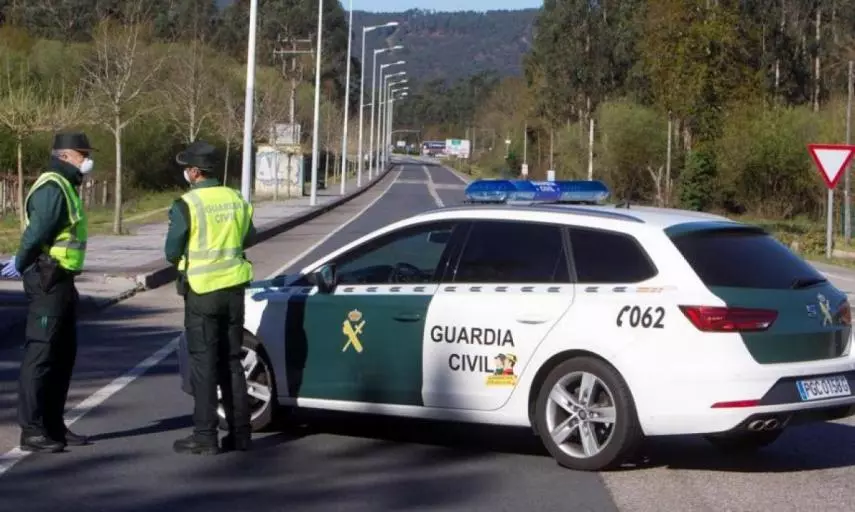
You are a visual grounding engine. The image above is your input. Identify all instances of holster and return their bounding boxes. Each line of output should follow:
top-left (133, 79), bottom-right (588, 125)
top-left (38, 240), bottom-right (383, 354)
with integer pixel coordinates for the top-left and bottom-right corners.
top-left (36, 253), bottom-right (65, 291)
top-left (175, 271), bottom-right (189, 297)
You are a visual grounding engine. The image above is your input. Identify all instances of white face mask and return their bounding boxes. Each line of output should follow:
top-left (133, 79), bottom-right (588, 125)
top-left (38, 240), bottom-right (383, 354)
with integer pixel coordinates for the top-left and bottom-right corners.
top-left (79, 158), bottom-right (94, 174)
top-left (183, 169), bottom-right (192, 184)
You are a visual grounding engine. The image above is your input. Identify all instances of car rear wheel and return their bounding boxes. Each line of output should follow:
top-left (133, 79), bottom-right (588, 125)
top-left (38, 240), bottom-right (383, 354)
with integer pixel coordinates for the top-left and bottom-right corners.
top-left (534, 356), bottom-right (642, 471)
top-left (704, 429), bottom-right (783, 452)
top-left (217, 333), bottom-right (278, 432)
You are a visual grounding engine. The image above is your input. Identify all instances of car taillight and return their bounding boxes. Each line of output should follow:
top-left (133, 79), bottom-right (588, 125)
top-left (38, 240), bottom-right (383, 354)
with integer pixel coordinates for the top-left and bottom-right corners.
top-left (838, 300), bottom-right (851, 326)
top-left (679, 306), bottom-right (777, 332)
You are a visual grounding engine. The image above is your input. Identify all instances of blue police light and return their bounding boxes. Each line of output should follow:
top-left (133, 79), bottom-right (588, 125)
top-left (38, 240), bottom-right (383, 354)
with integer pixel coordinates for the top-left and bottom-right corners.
top-left (463, 179), bottom-right (610, 205)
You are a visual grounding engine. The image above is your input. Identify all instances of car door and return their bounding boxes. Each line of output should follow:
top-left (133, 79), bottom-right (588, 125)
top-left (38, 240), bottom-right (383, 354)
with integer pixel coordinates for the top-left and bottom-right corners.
top-left (285, 219), bottom-right (465, 407)
top-left (422, 219), bottom-right (576, 411)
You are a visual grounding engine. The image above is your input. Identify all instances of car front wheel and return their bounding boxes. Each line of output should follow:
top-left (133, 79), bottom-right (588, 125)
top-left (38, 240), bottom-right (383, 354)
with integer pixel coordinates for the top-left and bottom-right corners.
top-left (533, 356), bottom-right (642, 471)
top-left (217, 332), bottom-right (278, 432)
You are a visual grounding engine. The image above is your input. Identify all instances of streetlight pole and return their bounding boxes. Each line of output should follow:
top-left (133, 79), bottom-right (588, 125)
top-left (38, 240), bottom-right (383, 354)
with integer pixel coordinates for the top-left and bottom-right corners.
top-left (387, 88), bottom-right (408, 167)
top-left (308, 0), bottom-right (324, 206)
top-left (240, 0), bottom-right (259, 202)
top-left (384, 82), bottom-right (407, 167)
top-left (338, 0), bottom-right (353, 195)
top-left (368, 48), bottom-right (402, 180)
top-left (376, 67), bottom-right (404, 175)
top-left (356, 23), bottom-right (398, 189)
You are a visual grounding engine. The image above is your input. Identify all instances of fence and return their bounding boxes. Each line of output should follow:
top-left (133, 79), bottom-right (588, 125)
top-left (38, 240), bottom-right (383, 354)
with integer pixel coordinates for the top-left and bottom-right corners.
top-left (0, 175), bottom-right (112, 217)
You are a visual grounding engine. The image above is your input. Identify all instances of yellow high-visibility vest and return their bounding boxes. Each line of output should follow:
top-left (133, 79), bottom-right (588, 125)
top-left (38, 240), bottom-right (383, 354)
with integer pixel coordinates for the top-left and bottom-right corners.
top-left (24, 172), bottom-right (88, 272)
top-left (179, 186), bottom-right (254, 294)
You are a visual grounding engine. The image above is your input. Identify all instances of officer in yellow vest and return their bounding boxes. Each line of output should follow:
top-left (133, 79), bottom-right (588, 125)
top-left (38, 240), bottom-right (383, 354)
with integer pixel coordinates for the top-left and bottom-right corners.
top-left (5, 133), bottom-right (93, 453)
top-left (164, 140), bottom-right (256, 455)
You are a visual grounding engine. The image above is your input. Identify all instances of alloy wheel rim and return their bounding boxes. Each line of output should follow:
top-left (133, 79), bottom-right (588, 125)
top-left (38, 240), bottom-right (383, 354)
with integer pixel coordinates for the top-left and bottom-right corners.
top-left (217, 346), bottom-right (273, 423)
top-left (544, 371), bottom-right (617, 459)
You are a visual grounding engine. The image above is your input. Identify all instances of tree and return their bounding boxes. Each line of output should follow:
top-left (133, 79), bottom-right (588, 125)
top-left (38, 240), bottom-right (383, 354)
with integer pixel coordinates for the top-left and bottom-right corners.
top-left (0, 58), bottom-right (82, 229)
top-left (81, 2), bottom-right (164, 234)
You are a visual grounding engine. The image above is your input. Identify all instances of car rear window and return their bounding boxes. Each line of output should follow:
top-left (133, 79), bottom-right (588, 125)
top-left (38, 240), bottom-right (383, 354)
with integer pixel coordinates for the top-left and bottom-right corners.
top-left (668, 227), bottom-right (826, 289)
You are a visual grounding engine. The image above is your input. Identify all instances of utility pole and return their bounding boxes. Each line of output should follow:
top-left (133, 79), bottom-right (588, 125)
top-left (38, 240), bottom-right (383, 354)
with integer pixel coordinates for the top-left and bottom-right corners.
top-left (273, 30), bottom-right (313, 198)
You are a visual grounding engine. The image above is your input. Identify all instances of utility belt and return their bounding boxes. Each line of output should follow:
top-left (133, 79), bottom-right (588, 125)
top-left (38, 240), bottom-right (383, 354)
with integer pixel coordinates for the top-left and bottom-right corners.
top-left (33, 253), bottom-right (74, 291)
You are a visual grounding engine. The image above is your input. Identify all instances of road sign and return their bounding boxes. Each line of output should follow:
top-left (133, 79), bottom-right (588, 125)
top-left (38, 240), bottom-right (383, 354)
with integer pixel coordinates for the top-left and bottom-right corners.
top-left (808, 143), bottom-right (855, 189)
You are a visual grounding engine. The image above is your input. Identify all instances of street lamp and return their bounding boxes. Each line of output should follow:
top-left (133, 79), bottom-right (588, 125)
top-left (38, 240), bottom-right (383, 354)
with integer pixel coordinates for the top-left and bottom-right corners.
top-left (239, 0), bottom-right (259, 201)
top-left (386, 87), bottom-right (408, 165)
top-left (368, 48), bottom-right (403, 180)
top-left (383, 82), bottom-right (407, 166)
top-left (354, 22), bottom-right (398, 189)
top-left (308, 0), bottom-right (325, 206)
top-left (379, 73), bottom-right (406, 170)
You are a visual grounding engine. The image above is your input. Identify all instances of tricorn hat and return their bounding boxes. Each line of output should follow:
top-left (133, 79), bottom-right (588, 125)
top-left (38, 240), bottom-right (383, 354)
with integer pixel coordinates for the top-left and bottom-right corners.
top-left (175, 140), bottom-right (218, 171)
top-left (53, 132), bottom-right (94, 152)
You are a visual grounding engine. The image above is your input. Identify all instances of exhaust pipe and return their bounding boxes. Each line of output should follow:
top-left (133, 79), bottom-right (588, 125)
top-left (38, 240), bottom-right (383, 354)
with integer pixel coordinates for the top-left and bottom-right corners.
top-left (746, 418), bottom-right (781, 431)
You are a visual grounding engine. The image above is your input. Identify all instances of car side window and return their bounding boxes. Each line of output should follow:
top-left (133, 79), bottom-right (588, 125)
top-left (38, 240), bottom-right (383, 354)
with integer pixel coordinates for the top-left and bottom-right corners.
top-left (568, 227), bottom-right (657, 283)
top-left (334, 221), bottom-right (459, 285)
top-left (453, 220), bottom-right (571, 283)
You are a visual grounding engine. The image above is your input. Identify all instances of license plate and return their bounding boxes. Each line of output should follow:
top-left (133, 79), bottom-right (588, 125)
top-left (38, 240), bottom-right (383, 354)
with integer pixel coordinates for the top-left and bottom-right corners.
top-left (796, 375), bottom-right (852, 401)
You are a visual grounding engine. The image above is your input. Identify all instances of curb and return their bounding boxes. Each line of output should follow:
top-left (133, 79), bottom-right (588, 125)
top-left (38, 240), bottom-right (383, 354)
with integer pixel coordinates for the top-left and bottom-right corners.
top-left (0, 163), bottom-right (395, 342)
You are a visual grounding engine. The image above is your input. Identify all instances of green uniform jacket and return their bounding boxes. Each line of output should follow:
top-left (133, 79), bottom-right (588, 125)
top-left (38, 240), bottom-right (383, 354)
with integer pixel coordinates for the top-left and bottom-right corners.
top-left (163, 177), bottom-right (258, 267)
top-left (14, 159), bottom-right (83, 274)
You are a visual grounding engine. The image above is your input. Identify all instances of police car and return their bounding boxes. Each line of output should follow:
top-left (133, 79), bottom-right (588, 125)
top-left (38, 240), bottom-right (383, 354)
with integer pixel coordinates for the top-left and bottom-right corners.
top-left (177, 178), bottom-right (855, 471)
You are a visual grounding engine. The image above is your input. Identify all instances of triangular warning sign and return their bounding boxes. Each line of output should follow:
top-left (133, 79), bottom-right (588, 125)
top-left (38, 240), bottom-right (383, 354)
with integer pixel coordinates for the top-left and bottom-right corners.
top-left (808, 144), bottom-right (855, 189)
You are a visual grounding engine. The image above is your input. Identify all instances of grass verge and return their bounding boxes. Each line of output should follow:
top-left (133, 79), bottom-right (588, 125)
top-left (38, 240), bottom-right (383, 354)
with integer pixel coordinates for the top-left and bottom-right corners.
top-left (0, 190), bottom-right (181, 255)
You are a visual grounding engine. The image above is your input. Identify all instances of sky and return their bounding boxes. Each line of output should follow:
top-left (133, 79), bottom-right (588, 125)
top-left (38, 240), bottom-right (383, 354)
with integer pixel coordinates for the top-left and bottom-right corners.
top-left (357, 0), bottom-right (543, 12)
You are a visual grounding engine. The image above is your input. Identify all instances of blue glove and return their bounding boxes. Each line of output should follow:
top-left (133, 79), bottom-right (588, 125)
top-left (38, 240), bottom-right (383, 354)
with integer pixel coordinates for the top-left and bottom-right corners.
top-left (1, 257), bottom-right (21, 279)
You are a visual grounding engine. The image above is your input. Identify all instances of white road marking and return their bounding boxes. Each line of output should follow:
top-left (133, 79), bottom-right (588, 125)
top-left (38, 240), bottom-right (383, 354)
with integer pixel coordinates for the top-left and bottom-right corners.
top-left (0, 171), bottom-right (402, 478)
top-left (268, 169), bottom-right (402, 278)
top-left (423, 166), bottom-right (444, 208)
top-left (0, 337), bottom-right (179, 476)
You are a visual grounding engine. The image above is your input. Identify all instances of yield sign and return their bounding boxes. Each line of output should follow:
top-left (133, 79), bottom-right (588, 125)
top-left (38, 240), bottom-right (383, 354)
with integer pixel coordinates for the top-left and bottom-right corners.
top-left (808, 143), bottom-right (855, 189)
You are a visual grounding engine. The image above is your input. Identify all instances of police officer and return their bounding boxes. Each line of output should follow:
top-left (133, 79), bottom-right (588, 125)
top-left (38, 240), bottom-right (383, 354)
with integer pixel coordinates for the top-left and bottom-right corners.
top-left (2, 132), bottom-right (94, 453)
top-left (164, 140), bottom-right (256, 455)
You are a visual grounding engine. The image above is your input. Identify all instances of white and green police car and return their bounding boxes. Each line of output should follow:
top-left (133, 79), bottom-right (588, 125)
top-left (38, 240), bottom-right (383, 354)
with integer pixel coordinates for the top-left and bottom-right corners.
top-left (177, 179), bottom-right (855, 471)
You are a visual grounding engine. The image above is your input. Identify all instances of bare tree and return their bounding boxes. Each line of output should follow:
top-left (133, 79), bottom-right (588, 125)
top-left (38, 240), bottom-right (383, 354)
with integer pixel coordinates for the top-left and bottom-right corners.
top-left (163, 41), bottom-right (213, 143)
top-left (162, 4), bottom-right (214, 144)
top-left (211, 68), bottom-right (243, 185)
top-left (0, 59), bottom-right (84, 229)
top-left (81, 1), bottom-right (164, 234)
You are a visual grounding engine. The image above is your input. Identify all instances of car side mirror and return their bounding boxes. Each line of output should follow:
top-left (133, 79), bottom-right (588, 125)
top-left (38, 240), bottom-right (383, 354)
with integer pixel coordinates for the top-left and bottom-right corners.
top-left (311, 263), bottom-right (337, 294)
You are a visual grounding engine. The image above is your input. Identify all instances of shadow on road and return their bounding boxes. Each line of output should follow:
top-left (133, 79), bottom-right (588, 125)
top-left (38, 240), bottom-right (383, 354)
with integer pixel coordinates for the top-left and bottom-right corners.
top-left (622, 421), bottom-right (855, 473)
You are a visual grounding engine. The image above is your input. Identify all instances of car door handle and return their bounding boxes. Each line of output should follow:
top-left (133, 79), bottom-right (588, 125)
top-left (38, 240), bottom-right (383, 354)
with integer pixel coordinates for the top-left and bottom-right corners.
top-left (516, 317), bottom-right (550, 325)
top-left (393, 313), bottom-right (422, 322)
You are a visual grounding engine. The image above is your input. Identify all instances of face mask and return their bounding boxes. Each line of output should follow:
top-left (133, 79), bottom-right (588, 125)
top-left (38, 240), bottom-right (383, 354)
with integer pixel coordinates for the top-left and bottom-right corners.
top-left (183, 169), bottom-right (192, 184)
top-left (79, 158), bottom-right (94, 175)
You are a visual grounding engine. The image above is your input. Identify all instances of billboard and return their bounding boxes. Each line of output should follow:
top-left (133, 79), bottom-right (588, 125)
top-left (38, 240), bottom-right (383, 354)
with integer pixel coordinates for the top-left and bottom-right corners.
top-left (445, 139), bottom-right (471, 159)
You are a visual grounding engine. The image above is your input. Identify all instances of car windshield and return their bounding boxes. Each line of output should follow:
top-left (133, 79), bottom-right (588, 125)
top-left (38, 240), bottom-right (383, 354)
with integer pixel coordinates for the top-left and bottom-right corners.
top-left (668, 226), bottom-right (827, 289)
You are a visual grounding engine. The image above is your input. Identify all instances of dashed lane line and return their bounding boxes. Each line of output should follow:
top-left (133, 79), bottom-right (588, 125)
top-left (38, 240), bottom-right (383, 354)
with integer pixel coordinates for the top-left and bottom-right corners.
top-left (423, 166), bottom-right (444, 208)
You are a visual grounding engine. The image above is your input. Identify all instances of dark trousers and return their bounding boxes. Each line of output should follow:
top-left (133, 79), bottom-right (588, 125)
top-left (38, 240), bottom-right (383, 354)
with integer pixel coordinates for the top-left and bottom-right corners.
top-left (17, 265), bottom-right (78, 439)
top-left (184, 284), bottom-right (251, 442)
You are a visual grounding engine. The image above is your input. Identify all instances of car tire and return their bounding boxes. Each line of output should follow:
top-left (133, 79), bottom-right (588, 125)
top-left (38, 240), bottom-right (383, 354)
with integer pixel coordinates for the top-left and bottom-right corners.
top-left (703, 429), bottom-right (783, 452)
top-left (533, 356), bottom-right (643, 471)
top-left (217, 332), bottom-right (279, 433)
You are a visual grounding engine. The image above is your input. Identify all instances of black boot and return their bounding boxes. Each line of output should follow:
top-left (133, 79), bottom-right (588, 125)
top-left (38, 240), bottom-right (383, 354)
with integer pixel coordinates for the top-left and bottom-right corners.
top-left (173, 434), bottom-right (220, 455)
top-left (221, 433), bottom-right (251, 452)
top-left (50, 428), bottom-right (90, 446)
top-left (20, 435), bottom-right (65, 453)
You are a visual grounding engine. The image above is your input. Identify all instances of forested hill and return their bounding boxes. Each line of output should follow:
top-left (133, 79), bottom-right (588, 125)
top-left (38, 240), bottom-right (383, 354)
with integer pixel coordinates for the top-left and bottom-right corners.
top-left (213, 2), bottom-right (538, 83)
top-left (352, 9), bottom-right (537, 83)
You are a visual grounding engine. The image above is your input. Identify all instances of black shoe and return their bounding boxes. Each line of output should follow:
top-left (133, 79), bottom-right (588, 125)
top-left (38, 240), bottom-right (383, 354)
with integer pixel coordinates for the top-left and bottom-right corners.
top-left (20, 435), bottom-right (64, 453)
top-left (221, 434), bottom-right (251, 452)
top-left (60, 430), bottom-right (90, 446)
top-left (173, 435), bottom-right (220, 455)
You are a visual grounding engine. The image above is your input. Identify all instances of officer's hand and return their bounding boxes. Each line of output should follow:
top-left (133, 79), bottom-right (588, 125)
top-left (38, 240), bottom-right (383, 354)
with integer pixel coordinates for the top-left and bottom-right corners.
top-left (1, 257), bottom-right (21, 279)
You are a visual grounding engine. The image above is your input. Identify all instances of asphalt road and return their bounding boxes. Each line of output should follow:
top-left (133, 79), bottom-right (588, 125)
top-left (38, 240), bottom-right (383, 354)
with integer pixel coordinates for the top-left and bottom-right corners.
top-left (0, 160), bottom-right (854, 512)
